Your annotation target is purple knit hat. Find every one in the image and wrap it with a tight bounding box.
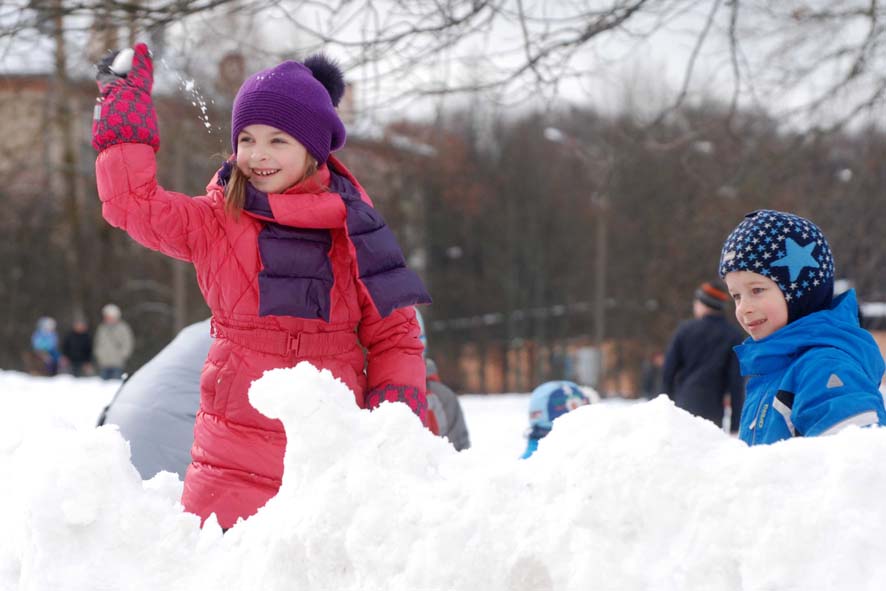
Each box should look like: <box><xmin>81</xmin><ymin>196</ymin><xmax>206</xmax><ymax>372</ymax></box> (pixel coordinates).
<box><xmin>231</xmin><ymin>55</ymin><xmax>346</xmax><ymax>164</ymax></box>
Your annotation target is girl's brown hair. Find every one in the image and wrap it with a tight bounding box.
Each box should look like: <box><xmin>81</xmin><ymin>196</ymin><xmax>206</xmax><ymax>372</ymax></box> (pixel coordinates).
<box><xmin>224</xmin><ymin>158</ymin><xmax>320</xmax><ymax>218</ymax></box>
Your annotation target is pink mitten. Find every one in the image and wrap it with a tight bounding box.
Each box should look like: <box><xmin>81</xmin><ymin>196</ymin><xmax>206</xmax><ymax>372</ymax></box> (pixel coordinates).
<box><xmin>92</xmin><ymin>43</ymin><xmax>159</xmax><ymax>152</ymax></box>
<box><xmin>365</xmin><ymin>384</ymin><xmax>428</xmax><ymax>426</ymax></box>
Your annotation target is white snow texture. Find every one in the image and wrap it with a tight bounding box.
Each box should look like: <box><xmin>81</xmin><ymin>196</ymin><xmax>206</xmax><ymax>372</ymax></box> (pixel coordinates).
<box><xmin>2</xmin><ymin>363</ymin><xmax>886</xmax><ymax>591</ymax></box>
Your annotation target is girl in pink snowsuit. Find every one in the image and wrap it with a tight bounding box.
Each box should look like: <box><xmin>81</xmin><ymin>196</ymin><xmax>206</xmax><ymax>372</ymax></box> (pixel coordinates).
<box><xmin>92</xmin><ymin>44</ymin><xmax>431</xmax><ymax>529</ymax></box>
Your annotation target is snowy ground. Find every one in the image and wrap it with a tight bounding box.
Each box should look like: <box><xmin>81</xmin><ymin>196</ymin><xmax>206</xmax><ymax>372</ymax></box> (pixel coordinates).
<box><xmin>3</xmin><ymin>367</ymin><xmax>886</xmax><ymax>591</ymax></box>
<box><xmin>0</xmin><ymin>370</ymin><xmax>531</xmax><ymax>455</ymax></box>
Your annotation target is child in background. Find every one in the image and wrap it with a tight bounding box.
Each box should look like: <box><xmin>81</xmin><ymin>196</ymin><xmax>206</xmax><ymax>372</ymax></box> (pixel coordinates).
<box><xmin>415</xmin><ymin>307</ymin><xmax>471</xmax><ymax>451</ymax></box>
<box><xmin>521</xmin><ymin>380</ymin><xmax>591</xmax><ymax>459</ymax></box>
<box><xmin>31</xmin><ymin>317</ymin><xmax>60</xmax><ymax>376</ymax></box>
<box><xmin>719</xmin><ymin>209</ymin><xmax>885</xmax><ymax>445</ymax></box>
<box><xmin>92</xmin><ymin>44</ymin><xmax>431</xmax><ymax>529</ymax></box>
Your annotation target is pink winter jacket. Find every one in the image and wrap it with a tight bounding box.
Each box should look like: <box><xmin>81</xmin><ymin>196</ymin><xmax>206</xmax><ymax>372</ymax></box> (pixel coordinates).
<box><xmin>95</xmin><ymin>143</ymin><xmax>426</xmax><ymax>529</ymax></box>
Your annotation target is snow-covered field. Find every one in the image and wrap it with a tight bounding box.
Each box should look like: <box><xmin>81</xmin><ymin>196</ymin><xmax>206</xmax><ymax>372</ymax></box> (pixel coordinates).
<box><xmin>2</xmin><ymin>366</ymin><xmax>886</xmax><ymax>591</ymax></box>
<box><xmin>0</xmin><ymin>370</ymin><xmax>531</xmax><ymax>455</ymax></box>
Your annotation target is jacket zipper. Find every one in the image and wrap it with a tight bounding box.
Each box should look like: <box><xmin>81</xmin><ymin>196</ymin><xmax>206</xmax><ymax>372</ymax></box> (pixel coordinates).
<box><xmin>746</xmin><ymin>375</ymin><xmax>766</xmax><ymax>446</ymax></box>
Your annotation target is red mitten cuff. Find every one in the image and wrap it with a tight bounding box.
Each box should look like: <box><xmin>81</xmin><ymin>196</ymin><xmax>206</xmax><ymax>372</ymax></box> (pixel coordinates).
<box><xmin>365</xmin><ymin>384</ymin><xmax>428</xmax><ymax>426</ymax></box>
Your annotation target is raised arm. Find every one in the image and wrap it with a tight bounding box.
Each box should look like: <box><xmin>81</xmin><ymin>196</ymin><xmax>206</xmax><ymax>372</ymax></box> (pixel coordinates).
<box><xmin>92</xmin><ymin>44</ymin><xmax>219</xmax><ymax>261</ymax></box>
<box><xmin>96</xmin><ymin>144</ymin><xmax>219</xmax><ymax>262</ymax></box>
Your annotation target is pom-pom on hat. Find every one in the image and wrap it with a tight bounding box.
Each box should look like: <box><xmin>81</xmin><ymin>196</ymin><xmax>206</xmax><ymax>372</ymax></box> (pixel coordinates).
<box><xmin>694</xmin><ymin>279</ymin><xmax>729</xmax><ymax>311</ymax></box>
<box><xmin>231</xmin><ymin>54</ymin><xmax>346</xmax><ymax>164</ymax></box>
<box><xmin>528</xmin><ymin>380</ymin><xmax>590</xmax><ymax>432</ymax></box>
<box><xmin>719</xmin><ymin>209</ymin><xmax>835</xmax><ymax>323</ymax></box>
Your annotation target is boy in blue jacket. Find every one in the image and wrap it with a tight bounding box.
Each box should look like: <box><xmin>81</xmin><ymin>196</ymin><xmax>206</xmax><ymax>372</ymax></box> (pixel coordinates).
<box><xmin>719</xmin><ymin>209</ymin><xmax>886</xmax><ymax>445</ymax></box>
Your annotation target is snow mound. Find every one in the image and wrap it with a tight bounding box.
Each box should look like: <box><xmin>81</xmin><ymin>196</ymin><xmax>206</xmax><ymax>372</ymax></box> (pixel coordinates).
<box><xmin>3</xmin><ymin>363</ymin><xmax>886</xmax><ymax>591</ymax></box>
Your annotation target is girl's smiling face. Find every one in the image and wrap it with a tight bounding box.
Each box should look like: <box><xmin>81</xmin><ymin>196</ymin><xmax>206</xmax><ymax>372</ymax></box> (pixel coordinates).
<box><xmin>724</xmin><ymin>271</ymin><xmax>789</xmax><ymax>340</ymax></box>
<box><xmin>236</xmin><ymin>124</ymin><xmax>311</xmax><ymax>194</ymax></box>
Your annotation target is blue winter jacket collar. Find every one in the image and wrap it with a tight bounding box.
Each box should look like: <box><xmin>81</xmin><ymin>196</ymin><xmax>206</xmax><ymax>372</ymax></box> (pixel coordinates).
<box><xmin>734</xmin><ymin>289</ymin><xmax>884</xmax><ymax>384</ymax></box>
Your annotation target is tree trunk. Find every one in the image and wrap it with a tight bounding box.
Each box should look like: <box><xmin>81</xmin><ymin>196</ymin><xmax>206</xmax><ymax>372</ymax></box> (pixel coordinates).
<box><xmin>52</xmin><ymin>0</ymin><xmax>85</xmax><ymax>317</ymax></box>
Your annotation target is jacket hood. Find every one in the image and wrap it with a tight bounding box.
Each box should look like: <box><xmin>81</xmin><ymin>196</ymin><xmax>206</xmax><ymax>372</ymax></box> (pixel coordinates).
<box><xmin>734</xmin><ymin>289</ymin><xmax>885</xmax><ymax>382</ymax></box>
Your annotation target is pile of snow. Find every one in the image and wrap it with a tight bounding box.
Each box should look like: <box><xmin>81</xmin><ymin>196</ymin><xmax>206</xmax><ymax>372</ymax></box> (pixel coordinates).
<box><xmin>2</xmin><ymin>366</ymin><xmax>886</xmax><ymax>590</ymax></box>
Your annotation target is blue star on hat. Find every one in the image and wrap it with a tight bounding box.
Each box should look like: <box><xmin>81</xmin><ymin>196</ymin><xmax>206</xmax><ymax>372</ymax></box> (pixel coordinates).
<box><xmin>770</xmin><ymin>238</ymin><xmax>819</xmax><ymax>282</ymax></box>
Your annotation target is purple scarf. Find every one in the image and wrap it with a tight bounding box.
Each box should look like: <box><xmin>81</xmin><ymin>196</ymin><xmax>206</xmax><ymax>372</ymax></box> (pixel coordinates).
<box><xmin>217</xmin><ymin>161</ymin><xmax>431</xmax><ymax>320</ymax></box>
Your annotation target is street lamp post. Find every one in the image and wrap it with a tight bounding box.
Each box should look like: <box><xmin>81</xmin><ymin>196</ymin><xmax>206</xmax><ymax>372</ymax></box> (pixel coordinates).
<box><xmin>544</xmin><ymin>126</ymin><xmax>612</xmax><ymax>391</ymax></box>
<box><xmin>593</xmin><ymin>196</ymin><xmax>607</xmax><ymax>355</ymax></box>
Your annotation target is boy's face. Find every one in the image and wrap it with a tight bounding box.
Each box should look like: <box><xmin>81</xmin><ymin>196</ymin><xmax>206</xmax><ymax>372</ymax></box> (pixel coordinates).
<box><xmin>724</xmin><ymin>271</ymin><xmax>788</xmax><ymax>340</ymax></box>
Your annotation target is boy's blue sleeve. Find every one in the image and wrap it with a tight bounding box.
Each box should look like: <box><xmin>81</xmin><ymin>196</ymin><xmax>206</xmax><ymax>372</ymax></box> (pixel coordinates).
<box><xmin>790</xmin><ymin>351</ymin><xmax>886</xmax><ymax>437</ymax></box>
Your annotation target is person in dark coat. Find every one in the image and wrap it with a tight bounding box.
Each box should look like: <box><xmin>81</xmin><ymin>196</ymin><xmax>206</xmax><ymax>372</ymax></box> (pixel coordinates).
<box><xmin>640</xmin><ymin>350</ymin><xmax>665</xmax><ymax>400</ymax></box>
<box><xmin>61</xmin><ymin>318</ymin><xmax>94</xmax><ymax>377</ymax></box>
<box><xmin>662</xmin><ymin>279</ymin><xmax>745</xmax><ymax>432</ymax></box>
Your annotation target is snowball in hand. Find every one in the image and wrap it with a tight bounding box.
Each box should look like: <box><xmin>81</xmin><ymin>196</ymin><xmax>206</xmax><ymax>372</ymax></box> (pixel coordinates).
<box><xmin>110</xmin><ymin>47</ymin><xmax>134</xmax><ymax>76</ymax></box>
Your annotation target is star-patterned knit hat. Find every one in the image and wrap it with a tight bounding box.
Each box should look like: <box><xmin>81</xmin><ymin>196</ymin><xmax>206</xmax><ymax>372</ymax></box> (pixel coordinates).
<box><xmin>719</xmin><ymin>210</ymin><xmax>834</xmax><ymax>323</ymax></box>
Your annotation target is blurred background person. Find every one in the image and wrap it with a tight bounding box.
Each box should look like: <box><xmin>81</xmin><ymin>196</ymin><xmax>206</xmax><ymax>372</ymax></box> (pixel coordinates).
<box><xmin>94</xmin><ymin>303</ymin><xmax>135</xmax><ymax>380</ymax></box>
<box><xmin>425</xmin><ymin>358</ymin><xmax>471</xmax><ymax>451</ymax></box>
<box><xmin>661</xmin><ymin>279</ymin><xmax>745</xmax><ymax>433</ymax></box>
<box><xmin>61</xmin><ymin>317</ymin><xmax>94</xmax><ymax>377</ymax></box>
<box><xmin>640</xmin><ymin>350</ymin><xmax>665</xmax><ymax>400</ymax></box>
<box><xmin>521</xmin><ymin>380</ymin><xmax>591</xmax><ymax>459</ymax></box>
<box><xmin>416</xmin><ymin>308</ymin><xmax>471</xmax><ymax>451</ymax></box>
<box><xmin>30</xmin><ymin>316</ymin><xmax>60</xmax><ymax>376</ymax></box>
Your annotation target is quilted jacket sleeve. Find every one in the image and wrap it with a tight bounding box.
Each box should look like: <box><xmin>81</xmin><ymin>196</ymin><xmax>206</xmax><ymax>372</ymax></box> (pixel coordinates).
<box><xmin>95</xmin><ymin>143</ymin><xmax>219</xmax><ymax>262</ymax></box>
<box><xmin>358</xmin><ymin>301</ymin><xmax>428</xmax><ymax>424</ymax></box>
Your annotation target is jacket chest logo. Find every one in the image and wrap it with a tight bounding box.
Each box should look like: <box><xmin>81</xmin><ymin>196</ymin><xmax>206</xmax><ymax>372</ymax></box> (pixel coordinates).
<box><xmin>757</xmin><ymin>403</ymin><xmax>769</xmax><ymax>430</ymax></box>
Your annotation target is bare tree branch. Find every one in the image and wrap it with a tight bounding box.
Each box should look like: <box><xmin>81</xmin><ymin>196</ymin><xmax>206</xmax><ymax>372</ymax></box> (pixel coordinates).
<box><xmin>5</xmin><ymin>0</ymin><xmax>886</xmax><ymax>130</ymax></box>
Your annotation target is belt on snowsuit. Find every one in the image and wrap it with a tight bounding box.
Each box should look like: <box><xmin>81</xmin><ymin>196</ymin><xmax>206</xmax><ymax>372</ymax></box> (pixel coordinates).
<box><xmin>209</xmin><ymin>318</ymin><xmax>358</xmax><ymax>358</ymax></box>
